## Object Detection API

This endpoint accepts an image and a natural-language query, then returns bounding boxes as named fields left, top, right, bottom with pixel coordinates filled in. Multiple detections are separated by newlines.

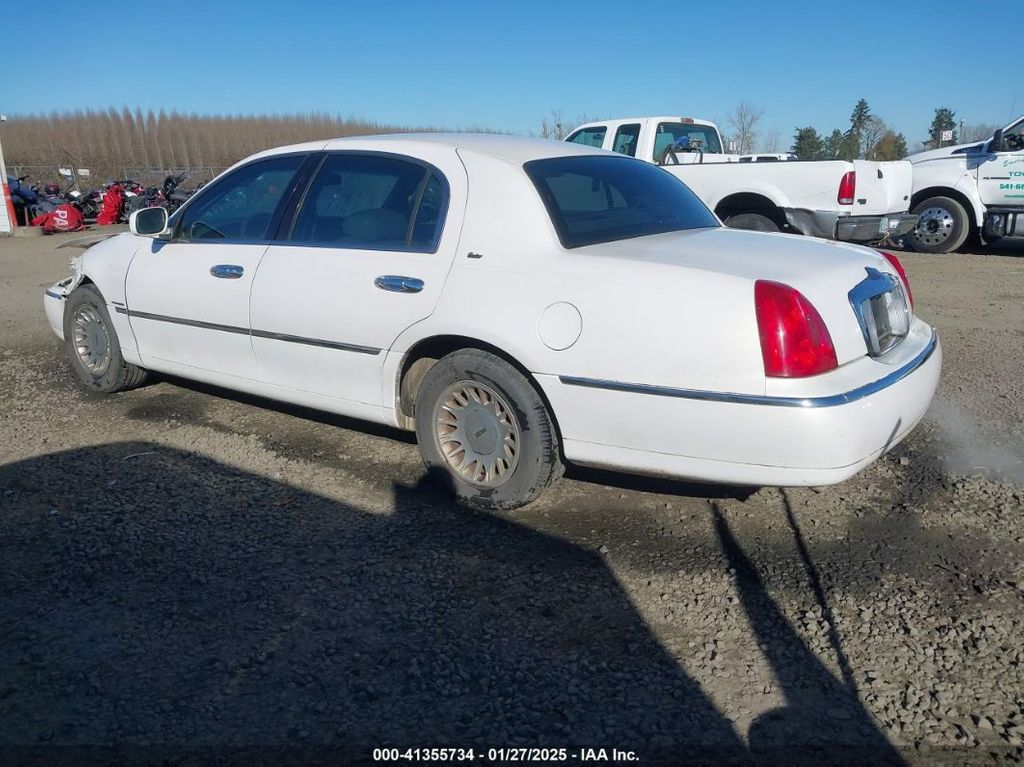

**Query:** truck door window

left=566, top=127, right=607, bottom=148
left=612, top=124, right=641, bottom=157
left=1003, top=119, right=1024, bottom=151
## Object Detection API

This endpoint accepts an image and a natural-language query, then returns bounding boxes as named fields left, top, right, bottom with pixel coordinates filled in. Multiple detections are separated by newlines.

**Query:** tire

left=414, top=349, right=563, bottom=510
left=908, top=196, right=970, bottom=254
left=63, top=284, right=148, bottom=393
left=723, top=213, right=780, bottom=232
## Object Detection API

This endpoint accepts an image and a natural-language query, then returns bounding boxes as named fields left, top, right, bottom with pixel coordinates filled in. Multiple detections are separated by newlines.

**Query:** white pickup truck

left=566, top=116, right=918, bottom=243
left=906, top=114, right=1024, bottom=253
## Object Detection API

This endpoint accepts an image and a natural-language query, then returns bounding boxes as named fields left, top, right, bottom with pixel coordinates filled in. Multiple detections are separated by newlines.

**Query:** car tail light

left=837, top=171, right=856, bottom=205
left=878, top=250, right=913, bottom=308
left=755, top=280, right=838, bottom=378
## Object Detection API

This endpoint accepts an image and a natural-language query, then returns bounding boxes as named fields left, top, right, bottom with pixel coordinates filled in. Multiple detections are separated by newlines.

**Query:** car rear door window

left=176, top=155, right=305, bottom=242
left=290, top=154, right=448, bottom=252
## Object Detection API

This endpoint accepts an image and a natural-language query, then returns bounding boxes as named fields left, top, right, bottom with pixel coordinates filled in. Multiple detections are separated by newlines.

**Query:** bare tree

left=761, top=128, right=781, bottom=154
left=963, top=122, right=1001, bottom=142
left=727, top=102, right=764, bottom=155
left=861, top=116, right=888, bottom=159
left=538, top=110, right=599, bottom=141
left=1, top=109, right=417, bottom=183
left=539, top=110, right=570, bottom=140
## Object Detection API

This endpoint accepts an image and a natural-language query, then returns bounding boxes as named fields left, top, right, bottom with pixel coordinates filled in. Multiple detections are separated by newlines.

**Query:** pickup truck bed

left=567, top=116, right=918, bottom=243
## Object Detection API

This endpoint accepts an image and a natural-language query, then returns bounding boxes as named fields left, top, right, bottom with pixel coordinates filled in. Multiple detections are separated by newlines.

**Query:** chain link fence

left=8, top=165, right=227, bottom=191
left=122, top=167, right=228, bottom=190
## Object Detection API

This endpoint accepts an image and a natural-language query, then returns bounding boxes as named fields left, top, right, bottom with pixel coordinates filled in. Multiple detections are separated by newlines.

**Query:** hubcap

left=913, top=206, right=954, bottom=246
left=72, top=305, right=111, bottom=376
left=433, top=381, right=520, bottom=487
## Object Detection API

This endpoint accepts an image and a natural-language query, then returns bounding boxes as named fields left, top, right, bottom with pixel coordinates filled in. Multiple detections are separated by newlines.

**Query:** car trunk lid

left=572, top=227, right=908, bottom=366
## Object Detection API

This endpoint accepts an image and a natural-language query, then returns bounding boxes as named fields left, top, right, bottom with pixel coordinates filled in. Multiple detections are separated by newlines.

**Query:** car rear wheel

left=908, top=196, right=969, bottom=254
left=723, top=213, right=780, bottom=232
left=414, top=349, right=563, bottom=509
left=63, top=284, right=148, bottom=393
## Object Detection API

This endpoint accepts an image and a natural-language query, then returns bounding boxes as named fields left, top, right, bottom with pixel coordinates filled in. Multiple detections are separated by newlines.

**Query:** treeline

left=4, top=108, right=418, bottom=180
left=790, top=99, right=908, bottom=161
left=790, top=101, right=1003, bottom=162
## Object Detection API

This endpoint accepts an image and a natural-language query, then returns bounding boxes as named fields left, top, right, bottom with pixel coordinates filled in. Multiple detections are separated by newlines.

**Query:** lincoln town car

left=43, top=135, right=941, bottom=508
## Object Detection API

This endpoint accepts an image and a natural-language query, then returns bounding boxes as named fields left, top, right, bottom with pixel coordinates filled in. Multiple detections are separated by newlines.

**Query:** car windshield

left=524, top=155, right=719, bottom=248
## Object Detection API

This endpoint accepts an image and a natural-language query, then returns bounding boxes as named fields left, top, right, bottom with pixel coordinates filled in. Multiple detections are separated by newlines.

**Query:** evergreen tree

left=821, top=129, right=844, bottom=159
left=841, top=99, right=872, bottom=159
left=849, top=99, right=871, bottom=135
left=790, top=127, right=823, bottom=159
left=928, top=108, right=957, bottom=148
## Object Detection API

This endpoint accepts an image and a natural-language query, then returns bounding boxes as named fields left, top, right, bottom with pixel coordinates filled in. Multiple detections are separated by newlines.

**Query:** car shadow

left=0, top=443, right=907, bottom=764
left=143, top=372, right=418, bottom=444
left=564, top=464, right=758, bottom=502
left=123, top=372, right=758, bottom=503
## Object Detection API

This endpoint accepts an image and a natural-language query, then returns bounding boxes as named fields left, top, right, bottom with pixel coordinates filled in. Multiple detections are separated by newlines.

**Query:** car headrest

left=342, top=208, right=407, bottom=243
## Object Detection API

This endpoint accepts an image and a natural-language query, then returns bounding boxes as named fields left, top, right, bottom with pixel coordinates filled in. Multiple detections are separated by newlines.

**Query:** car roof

left=256, top=133, right=609, bottom=165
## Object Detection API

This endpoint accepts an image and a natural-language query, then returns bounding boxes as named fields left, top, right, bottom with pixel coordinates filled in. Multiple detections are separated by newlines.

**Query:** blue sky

left=1, top=0, right=1015, bottom=148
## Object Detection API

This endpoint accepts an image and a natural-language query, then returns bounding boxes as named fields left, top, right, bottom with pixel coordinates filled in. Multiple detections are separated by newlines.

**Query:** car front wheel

left=63, top=284, right=148, bottom=393
left=414, top=349, right=563, bottom=509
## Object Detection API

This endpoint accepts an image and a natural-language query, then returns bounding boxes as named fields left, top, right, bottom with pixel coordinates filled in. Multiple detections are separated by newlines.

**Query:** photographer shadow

left=1, top=443, right=746, bottom=764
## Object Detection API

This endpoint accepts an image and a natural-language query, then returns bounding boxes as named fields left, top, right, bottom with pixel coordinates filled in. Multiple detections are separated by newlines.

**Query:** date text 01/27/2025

left=372, top=747, right=640, bottom=762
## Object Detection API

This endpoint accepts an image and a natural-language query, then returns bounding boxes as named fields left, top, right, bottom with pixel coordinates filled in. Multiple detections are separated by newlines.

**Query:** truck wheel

left=414, top=349, right=563, bottom=510
left=63, top=284, right=149, bottom=393
left=908, top=196, right=969, bottom=254
left=723, top=213, right=780, bottom=232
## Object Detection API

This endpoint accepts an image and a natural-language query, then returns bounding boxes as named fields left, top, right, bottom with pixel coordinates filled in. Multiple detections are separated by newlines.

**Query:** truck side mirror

left=991, top=128, right=1004, bottom=153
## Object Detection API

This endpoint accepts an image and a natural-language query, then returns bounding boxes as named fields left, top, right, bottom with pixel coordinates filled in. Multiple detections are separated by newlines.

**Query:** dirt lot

left=1, top=230, right=1022, bottom=764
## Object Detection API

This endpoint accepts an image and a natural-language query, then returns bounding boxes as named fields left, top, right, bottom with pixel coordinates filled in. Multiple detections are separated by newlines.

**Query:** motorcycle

left=122, top=173, right=194, bottom=220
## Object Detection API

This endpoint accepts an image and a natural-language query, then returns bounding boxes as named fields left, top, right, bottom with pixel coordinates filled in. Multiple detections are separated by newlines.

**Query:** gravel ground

left=0, top=230, right=1022, bottom=765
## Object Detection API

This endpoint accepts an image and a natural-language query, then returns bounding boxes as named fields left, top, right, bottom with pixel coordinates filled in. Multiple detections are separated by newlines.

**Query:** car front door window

left=178, top=156, right=304, bottom=242
left=124, top=154, right=306, bottom=382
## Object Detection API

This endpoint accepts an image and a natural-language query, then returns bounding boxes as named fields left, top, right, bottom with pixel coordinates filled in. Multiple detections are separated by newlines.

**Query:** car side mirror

left=991, top=128, right=1004, bottom=153
left=129, top=207, right=169, bottom=238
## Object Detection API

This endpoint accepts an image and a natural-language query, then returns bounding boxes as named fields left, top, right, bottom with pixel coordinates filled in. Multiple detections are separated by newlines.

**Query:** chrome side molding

left=560, top=334, right=938, bottom=409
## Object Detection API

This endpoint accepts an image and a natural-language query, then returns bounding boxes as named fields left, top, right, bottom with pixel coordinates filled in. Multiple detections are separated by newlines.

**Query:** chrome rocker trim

left=559, top=333, right=937, bottom=409
left=114, top=307, right=382, bottom=355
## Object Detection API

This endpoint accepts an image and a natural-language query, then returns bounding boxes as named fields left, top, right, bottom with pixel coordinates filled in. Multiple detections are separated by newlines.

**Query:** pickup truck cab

left=567, top=116, right=918, bottom=244
left=907, top=114, right=1024, bottom=253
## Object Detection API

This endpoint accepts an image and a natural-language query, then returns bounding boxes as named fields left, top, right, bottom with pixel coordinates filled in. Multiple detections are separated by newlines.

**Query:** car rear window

left=524, top=155, right=719, bottom=248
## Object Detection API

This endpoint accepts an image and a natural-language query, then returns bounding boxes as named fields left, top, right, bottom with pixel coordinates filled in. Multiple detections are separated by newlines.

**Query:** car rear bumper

left=785, top=209, right=919, bottom=242
left=537, top=327, right=941, bottom=487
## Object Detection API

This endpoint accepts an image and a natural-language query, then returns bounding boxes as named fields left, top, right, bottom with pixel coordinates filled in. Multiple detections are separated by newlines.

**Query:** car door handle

left=374, top=275, right=424, bottom=293
left=210, top=264, right=244, bottom=279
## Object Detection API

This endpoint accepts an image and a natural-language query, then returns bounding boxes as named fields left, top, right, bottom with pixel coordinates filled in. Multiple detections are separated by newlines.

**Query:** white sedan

left=43, top=135, right=941, bottom=509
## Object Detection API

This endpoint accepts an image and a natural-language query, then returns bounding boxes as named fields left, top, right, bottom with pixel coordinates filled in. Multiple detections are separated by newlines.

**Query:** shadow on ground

left=0, top=443, right=902, bottom=764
